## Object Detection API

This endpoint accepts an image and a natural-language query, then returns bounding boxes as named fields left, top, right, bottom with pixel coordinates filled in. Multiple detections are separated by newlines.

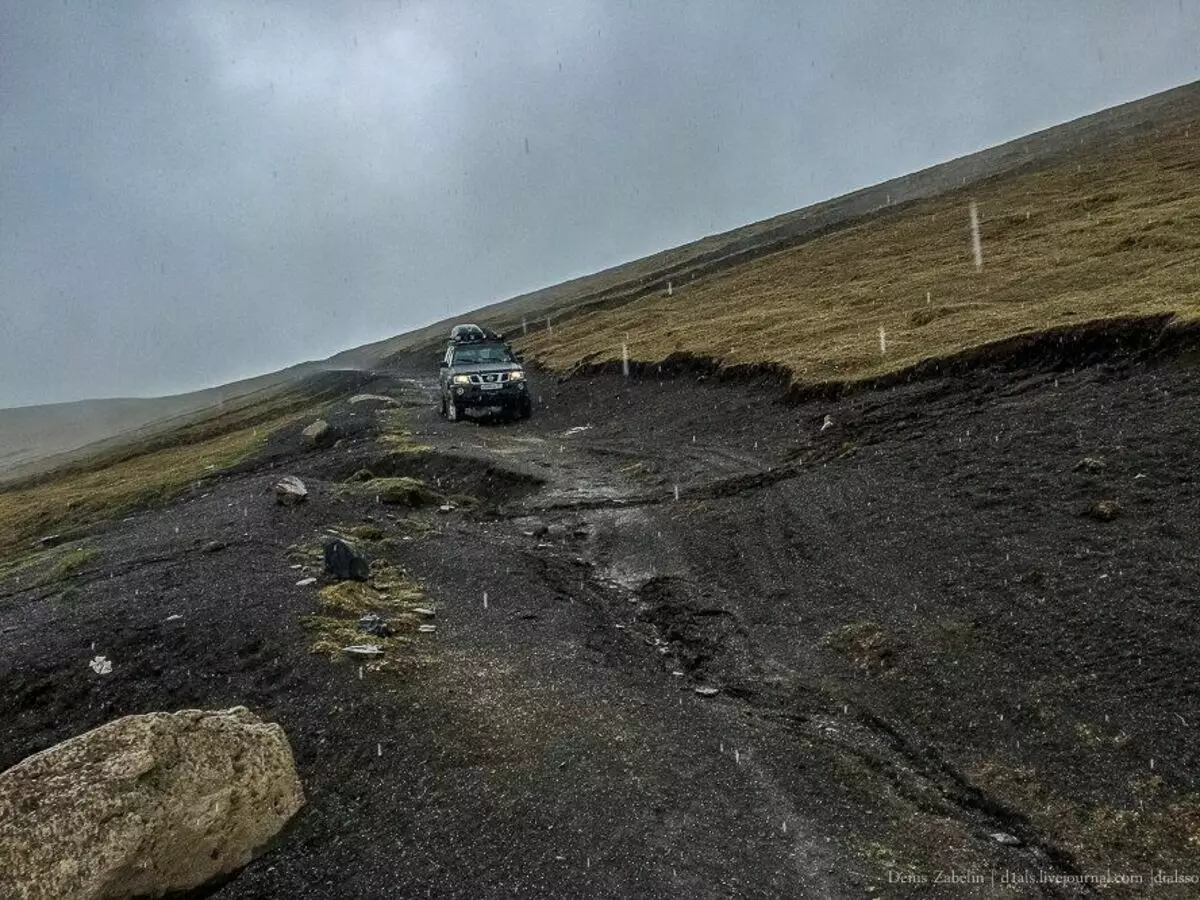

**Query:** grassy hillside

left=518, top=123, right=1200, bottom=385
left=0, top=378, right=346, bottom=562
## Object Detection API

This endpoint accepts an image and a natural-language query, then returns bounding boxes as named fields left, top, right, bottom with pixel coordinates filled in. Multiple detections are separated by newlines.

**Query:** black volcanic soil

left=1, top=350, right=1198, bottom=898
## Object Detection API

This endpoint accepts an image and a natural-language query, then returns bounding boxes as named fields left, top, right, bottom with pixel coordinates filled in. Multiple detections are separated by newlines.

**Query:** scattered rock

left=417, top=625, right=437, bottom=633
left=694, top=686, right=721, bottom=697
left=274, top=476, right=308, bottom=506
left=201, top=540, right=226, bottom=554
left=342, top=644, right=383, bottom=658
left=358, top=613, right=392, bottom=637
left=437, top=504, right=456, bottom=514
left=0, top=707, right=304, bottom=900
left=1086, top=500, right=1122, bottom=522
left=346, top=468, right=375, bottom=483
left=412, top=607, right=435, bottom=618
left=300, top=419, right=336, bottom=448
left=165, top=615, right=183, bottom=623
left=295, top=577, right=317, bottom=587
left=1074, top=457, right=1107, bottom=474
left=35, top=534, right=66, bottom=549
left=821, top=414, right=834, bottom=431
left=545, top=523, right=569, bottom=541
left=348, top=393, right=399, bottom=406
left=88, top=656, right=112, bottom=675
left=990, top=832, right=1022, bottom=847
left=323, top=538, right=369, bottom=582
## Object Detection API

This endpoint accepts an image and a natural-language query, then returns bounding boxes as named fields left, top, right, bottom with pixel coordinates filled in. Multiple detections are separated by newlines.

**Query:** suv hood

left=451, top=362, right=523, bottom=375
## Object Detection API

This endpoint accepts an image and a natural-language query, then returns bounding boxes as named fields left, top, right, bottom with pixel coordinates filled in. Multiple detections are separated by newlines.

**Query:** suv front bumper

left=450, top=381, right=528, bottom=407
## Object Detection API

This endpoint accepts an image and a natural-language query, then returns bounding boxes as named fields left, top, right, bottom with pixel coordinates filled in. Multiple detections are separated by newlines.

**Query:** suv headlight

left=508, top=370, right=525, bottom=381
left=451, top=374, right=471, bottom=385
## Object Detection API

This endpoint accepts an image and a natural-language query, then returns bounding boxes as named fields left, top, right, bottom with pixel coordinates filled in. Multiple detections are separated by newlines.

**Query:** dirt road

left=2, top=355, right=1197, bottom=897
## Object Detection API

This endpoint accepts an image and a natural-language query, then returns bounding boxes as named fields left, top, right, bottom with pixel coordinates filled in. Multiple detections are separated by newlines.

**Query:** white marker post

left=970, top=201, right=983, bottom=271
left=878, top=326, right=887, bottom=356
left=622, top=339, right=630, bottom=377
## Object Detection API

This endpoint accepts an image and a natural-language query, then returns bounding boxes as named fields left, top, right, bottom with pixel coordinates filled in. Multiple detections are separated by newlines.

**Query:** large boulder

left=0, top=707, right=304, bottom=900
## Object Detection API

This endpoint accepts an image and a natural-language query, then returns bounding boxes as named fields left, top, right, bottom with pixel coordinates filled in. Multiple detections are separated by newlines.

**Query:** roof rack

left=449, top=324, right=506, bottom=344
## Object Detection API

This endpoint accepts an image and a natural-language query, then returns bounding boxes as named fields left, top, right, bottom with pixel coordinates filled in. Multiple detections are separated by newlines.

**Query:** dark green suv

left=438, top=329, right=532, bottom=422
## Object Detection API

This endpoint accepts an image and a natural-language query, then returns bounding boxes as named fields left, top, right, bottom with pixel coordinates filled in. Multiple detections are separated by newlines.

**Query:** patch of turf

left=302, top=560, right=431, bottom=669
left=353, top=477, right=442, bottom=507
left=821, top=620, right=897, bottom=673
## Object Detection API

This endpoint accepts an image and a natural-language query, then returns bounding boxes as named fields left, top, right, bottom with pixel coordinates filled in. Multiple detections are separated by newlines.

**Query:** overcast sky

left=2, top=1, right=1197, bottom=407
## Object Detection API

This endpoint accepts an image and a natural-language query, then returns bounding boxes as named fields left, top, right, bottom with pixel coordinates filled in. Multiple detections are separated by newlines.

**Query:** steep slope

left=518, top=114, right=1200, bottom=387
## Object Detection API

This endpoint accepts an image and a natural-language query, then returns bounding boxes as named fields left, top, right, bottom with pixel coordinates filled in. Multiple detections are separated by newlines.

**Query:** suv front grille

left=469, top=372, right=511, bottom=384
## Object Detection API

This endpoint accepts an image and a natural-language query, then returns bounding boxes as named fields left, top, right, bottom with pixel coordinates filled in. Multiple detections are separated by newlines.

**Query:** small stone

left=1086, top=500, right=1121, bottom=522
left=201, top=541, right=226, bottom=554
left=438, top=504, right=456, bottom=514
left=274, top=476, right=308, bottom=505
left=1074, top=457, right=1107, bottom=474
left=418, top=624, right=437, bottom=633
left=694, top=686, right=720, bottom=697
left=295, top=577, right=317, bottom=587
left=165, top=615, right=183, bottom=622
left=412, top=607, right=435, bottom=618
left=342, top=644, right=383, bottom=658
left=300, top=419, right=336, bottom=448
left=88, top=656, right=113, bottom=675
left=358, top=613, right=392, bottom=637
left=990, top=832, right=1022, bottom=846
left=348, top=393, right=399, bottom=406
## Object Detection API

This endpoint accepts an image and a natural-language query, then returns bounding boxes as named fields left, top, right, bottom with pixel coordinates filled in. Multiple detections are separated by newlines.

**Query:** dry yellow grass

left=519, top=128, right=1200, bottom=385
left=0, top=396, right=319, bottom=561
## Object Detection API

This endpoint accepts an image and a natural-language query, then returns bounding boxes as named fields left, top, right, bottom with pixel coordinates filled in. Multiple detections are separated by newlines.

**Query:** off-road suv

left=438, top=325, right=532, bottom=422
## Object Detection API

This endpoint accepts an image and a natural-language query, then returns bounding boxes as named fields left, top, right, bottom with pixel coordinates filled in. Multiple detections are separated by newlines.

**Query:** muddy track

left=3, top=355, right=1198, bottom=897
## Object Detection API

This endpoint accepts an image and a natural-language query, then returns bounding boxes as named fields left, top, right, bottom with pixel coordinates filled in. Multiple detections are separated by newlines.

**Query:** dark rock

left=358, top=613, right=392, bottom=637
left=346, top=468, right=375, bottom=483
left=323, top=538, right=369, bottom=581
left=1074, top=457, right=1107, bottom=474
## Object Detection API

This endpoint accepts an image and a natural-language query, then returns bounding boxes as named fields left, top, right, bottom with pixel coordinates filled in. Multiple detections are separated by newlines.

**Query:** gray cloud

left=2, top=0, right=1197, bottom=406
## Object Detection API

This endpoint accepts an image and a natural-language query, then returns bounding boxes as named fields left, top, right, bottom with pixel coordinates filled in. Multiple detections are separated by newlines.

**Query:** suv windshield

left=452, top=345, right=514, bottom=365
